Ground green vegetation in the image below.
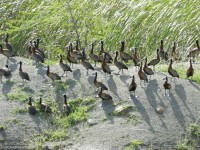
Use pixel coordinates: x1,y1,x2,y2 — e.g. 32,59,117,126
6,118,25,126
0,125,6,131
123,140,142,150
6,91,29,103
11,107,26,114
54,81,68,91
0,1,199,58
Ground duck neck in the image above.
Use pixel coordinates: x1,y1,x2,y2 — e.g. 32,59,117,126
157,51,160,59
19,63,22,72
90,44,94,54
120,43,124,52
39,98,42,104
47,66,50,75
64,97,67,105
114,53,118,62
76,41,79,51
100,43,104,54
60,55,63,64
36,39,39,48
94,73,97,83
190,60,193,68
160,41,163,51
28,98,32,106
197,41,200,50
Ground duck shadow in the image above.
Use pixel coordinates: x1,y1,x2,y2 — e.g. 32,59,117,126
130,94,155,133
87,75,94,85
107,75,122,101
188,80,200,90
2,77,14,96
65,79,76,90
73,69,81,80
101,101,115,124
119,74,130,85
169,93,186,128
36,66,46,79
175,83,195,121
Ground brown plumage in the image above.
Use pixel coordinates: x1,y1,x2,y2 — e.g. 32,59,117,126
18,61,30,82
46,65,61,81
187,40,200,60
38,97,52,113
81,57,94,76
63,94,71,116
34,39,46,59
0,44,13,58
128,75,137,95
58,54,72,76
132,48,141,70
27,97,36,115
143,58,154,79
31,45,44,66
119,41,132,62
163,76,171,96
147,49,160,71
70,42,83,60
186,59,194,79
171,42,180,60
66,45,78,68
101,53,111,76
98,87,112,102
168,59,179,79
159,40,168,61
138,62,148,86
99,41,113,63
5,34,13,52
89,43,101,66
93,72,108,91
114,51,128,74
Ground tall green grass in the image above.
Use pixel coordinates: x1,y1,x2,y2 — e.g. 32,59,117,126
0,0,199,59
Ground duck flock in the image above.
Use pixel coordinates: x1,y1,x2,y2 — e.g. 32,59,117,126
0,34,199,115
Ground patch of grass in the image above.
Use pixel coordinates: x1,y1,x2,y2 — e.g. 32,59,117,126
0,126,6,131
6,91,29,103
54,81,68,91
21,86,35,93
123,140,142,150
6,118,25,126
11,107,26,115
44,129,68,141
187,123,200,137
5,80,15,85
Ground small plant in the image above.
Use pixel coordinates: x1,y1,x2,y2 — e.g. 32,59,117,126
11,107,26,114
54,81,68,91
5,80,15,85
6,92,29,103
6,118,25,126
123,140,142,150
0,126,6,131
187,123,200,137
44,129,68,141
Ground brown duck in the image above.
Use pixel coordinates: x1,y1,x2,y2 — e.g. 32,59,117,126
101,53,111,76
128,75,137,95
93,72,108,91
81,57,94,76
138,62,148,86
46,65,61,81
168,59,179,79
99,41,113,63
132,48,141,70
143,58,154,79
18,61,30,82
63,94,71,116
114,51,128,74
0,44,13,59
38,97,52,113
159,40,168,61
186,59,194,79
58,54,72,76
163,76,171,96
98,87,112,102
187,40,200,60
27,97,36,115
66,45,78,68
119,41,132,62
89,43,101,66
147,49,160,71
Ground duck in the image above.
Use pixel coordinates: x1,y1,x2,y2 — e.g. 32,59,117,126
147,49,160,71
58,54,72,76
0,68,7,83
5,33,13,52
80,56,94,76
98,41,113,63
159,40,168,61
0,44,13,59
34,38,46,59
93,72,108,91
3,65,11,78
38,97,52,113
168,59,179,80
31,44,44,66
63,94,71,116
27,40,33,57
187,40,200,61
98,87,112,102
128,75,137,95
18,61,30,82
89,43,101,66
186,59,194,79
114,51,128,74
143,58,154,79
171,42,180,60
46,65,61,81
138,62,148,86
132,48,141,70
163,76,171,96
119,41,132,62
69,42,83,60
66,45,78,68
101,53,111,77
27,97,36,115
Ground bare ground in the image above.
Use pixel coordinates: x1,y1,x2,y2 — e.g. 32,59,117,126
0,55,200,150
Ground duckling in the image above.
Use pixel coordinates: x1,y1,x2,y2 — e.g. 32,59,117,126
163,76,171,96
168,59,179,81
159,40,168,61
187,40,200,61
89,43,101,66
66,45,78,68
18,61,30,82
98,87,112,102
114,51,128,74
63,94,71,116
80,57,94,76
31,44,44,66
147,49,160,71
38,97,52,113
0,44,13,60
99,41,113,63
143,58,154,79
5,33,13,52
101,53,111,77
58,54,72,76
138,62,148,86
132,48,141,71
119,41,132,62
27,97,36,115
128,75,137,96
93,72,108,91
186,59,194,79
46,65,61,81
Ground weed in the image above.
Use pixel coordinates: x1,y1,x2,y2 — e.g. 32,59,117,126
0,126,6,131
123,140,142,150
6,92,29,103
11,107,26,114
54,81,68,91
